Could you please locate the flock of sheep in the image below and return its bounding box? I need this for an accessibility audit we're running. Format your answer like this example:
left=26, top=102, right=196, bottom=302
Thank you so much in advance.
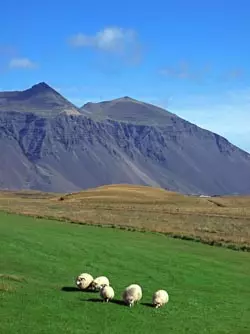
left=75, top=273, right=169, bottom=308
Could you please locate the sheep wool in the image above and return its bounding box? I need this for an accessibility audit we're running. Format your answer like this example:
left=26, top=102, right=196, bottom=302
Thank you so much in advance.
left=75, top=273, right=93, bottom=290
left=152, top=290, right=169, bottom=308
left=122, top=284, right=142, bottom=307
left=100, top=284, right=115, bottom=302
left=90, top=276, right=110, bottom=291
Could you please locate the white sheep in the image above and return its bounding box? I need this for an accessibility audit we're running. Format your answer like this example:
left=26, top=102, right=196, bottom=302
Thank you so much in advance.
left=75, top=273, right=93, bottom=290
left=152, top=289, right=169, bottom=308
left=122, top=284, right=142, bottom=307
left=89, top=276, right=110, bottom=291
left=100, top=284, right=115, bottom=302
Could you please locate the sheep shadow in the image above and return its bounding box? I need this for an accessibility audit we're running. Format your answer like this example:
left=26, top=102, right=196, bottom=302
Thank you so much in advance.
left=84, top=298, right=103, bottom=303
left=83, top=298, right=125, bottom=306
left=141, top=302, right=154, bottom=308
left=82, top=298, right=154, bottom=308
left=61, top=286, right=96, bottom=293
left=110, top=299, right=125, bottom=306
left=61, top=287, right=80, bottom=292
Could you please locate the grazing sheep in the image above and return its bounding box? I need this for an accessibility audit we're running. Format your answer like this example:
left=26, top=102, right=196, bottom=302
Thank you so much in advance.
left=75, top=273, right=93, bottom=290
left=122, top=284, right=142, bottom=307
left=152, top=290, right=169, bottom=308
left=100, top=284, right=115, bottom=302
left=89, top=276, right=110, bottom=291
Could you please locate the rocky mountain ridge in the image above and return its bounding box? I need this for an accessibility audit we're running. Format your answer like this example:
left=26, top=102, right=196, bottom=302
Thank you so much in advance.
left=0, top=82, right=250, bottom=195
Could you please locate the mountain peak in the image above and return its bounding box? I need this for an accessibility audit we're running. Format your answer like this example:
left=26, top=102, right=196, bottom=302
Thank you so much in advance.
left=121, top=96, right=134, bottom=100
left=0, top=82, right=80, bottom=117
left=81, top=96, right=175, bottom=124
left=112, top=96, right=138, bottom=103
left=31, top=82, right=51, bottom=88
left=28, top=82, right=55, bottom=93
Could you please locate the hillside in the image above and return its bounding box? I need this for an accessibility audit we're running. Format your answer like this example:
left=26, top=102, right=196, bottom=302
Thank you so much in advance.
left=1, top=82, right=250, bottom=195
left=1, top=212, right=249, bottom=334
left=0, top=185, right=249, bottom=249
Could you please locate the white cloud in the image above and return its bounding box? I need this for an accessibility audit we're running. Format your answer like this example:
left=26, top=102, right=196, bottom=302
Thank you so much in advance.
left=68, top=27, right=142, bottom=63
left=69, top=27, right=135, bottom=51
left=9, top=58, right=37, bottom=69
left=159, top=61, right=245, bottom=84
left=159, top=61, right=212, bottom=83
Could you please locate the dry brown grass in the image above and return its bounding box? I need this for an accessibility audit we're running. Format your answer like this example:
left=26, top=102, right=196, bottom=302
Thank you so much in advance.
left=0, top=274, right=26, bottom=292
left=0, top=274, right=26, bottom=282
left=0, top=184, right=250, bottom=250
left=0, top=283, right=15, bottom=292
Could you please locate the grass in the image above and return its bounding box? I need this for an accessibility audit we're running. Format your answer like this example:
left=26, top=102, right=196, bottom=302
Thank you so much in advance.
left=0, top=184, right=250, bottom=250
left=0, top=211, right=250, bottom=333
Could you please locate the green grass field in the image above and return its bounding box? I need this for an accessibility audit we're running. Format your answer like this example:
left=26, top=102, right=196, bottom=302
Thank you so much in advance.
left=1, top=211, right=250, bottom=334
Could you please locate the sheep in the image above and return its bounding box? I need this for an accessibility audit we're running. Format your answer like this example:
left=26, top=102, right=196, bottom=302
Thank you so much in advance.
left=152, top=289, right=169, bottom=308
left=75, top=273, right=93, bottom=290
left=89, top=276, right=110, bottom=291
left=122, top=284, right=142, bottom=307
left=100, top=284, right=115, bottom=302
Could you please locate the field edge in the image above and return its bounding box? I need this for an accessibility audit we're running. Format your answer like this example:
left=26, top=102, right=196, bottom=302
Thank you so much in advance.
left=1, top=209, right=249, bottom=253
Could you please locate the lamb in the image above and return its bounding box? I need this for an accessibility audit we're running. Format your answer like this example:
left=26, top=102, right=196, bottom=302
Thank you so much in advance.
left=122, top=284, right=142, bottom=307
left=100, top=284, right=115, bottom=302
left=75, top=273, right=93, bottom=290
left=89, top=276, right=110, bottom=291
left=152, top=289, right=169, bottom=308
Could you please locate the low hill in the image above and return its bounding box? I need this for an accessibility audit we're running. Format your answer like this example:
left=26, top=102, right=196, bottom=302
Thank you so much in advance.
left=0, top=212, right=249, bottom=334
left=62, top=184, right=182, bottom=202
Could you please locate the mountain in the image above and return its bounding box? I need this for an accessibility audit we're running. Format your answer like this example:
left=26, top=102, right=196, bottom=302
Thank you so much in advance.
left=0, top=82, right=250, bottom=195
left=81, top=96, right=177, bottom=125
left=0, top=82, right=80, bottom=117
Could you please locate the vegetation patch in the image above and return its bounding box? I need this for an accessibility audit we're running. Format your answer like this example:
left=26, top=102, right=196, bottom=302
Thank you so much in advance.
left=0, top=185, right=250, bottom=251
left=0, top=274, right=26, bottom=282
left=0, top=211, right=250, bottom=333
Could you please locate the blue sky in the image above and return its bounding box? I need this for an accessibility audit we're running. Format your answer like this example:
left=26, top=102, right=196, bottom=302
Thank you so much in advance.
left=1, top=0, right=250, bottom=151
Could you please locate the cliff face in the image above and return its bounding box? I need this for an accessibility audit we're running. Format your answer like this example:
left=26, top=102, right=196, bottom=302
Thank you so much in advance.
left=1, top=104, right=250, bottom=195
